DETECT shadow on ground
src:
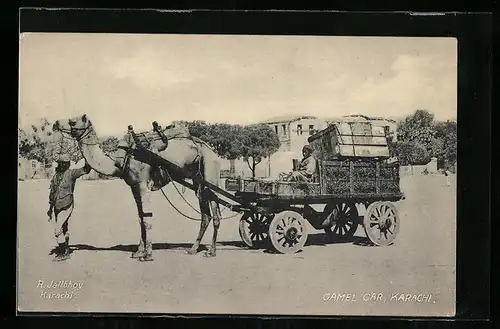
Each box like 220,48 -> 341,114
305,233 -> 376,247
50,233 -> 377,255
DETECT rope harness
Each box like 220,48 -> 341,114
157,156 -> 240,221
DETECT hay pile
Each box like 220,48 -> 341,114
378,164 -> 400,193
323,160 -> 400,195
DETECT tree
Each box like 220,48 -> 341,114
397,109 -> 436,149
174,121 -> 280,177
240,124 -> 280,178
18,128 -> 32,155
47,131 -> 82,163
173,120 -> 244,160
208,123 -> 245,160
428,136 -> 446,163
433,120 -> 457,169
173,120 -> 212,141
391,141 -> 431,166
19,118 -> 81,165
18,119 -> 54,161
393,110 -> 457,169
100,136 -> 120,154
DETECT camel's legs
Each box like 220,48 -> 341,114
186,189 -> 212,255
139,183 -> 154,261
130,183 -> 154,261
130,185 -> 145,258
204,196 -> 221,258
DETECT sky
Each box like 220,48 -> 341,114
19,33 -> 457,136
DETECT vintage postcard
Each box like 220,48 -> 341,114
17,33 -> 457,316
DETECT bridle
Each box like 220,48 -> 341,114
56,121 -> 99,146
55,120 -> 120,164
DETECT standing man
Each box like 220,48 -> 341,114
288,145 -> 318,182
47,154 -> 91,261
444,168 -> 452,187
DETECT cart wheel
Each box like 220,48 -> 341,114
269,210 -> 308,254
363,201 -> 400,246
323,203 -> 359,241
239,212 -> 272,248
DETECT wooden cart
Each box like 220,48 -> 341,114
225,158 -> 404,254
225,121 -> 404,254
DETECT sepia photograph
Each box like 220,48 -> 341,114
18,33 -> 457,316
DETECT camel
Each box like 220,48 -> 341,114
53,114 -> 223,261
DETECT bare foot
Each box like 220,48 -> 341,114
139,254 -> 154,262
131,250 -> 144,259
185,247 -> 198,255
53,253 -> 71,262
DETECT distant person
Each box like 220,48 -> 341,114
444,169 -> 452,187
288,145 -> 317,182
47,154 -> 91,261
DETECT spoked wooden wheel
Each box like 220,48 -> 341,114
239,212 -> 273,248
323,203 -> 359,241
268,210 -> 308,254
363,201 -> 400,246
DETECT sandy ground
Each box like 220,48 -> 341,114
17,174 -> 456,316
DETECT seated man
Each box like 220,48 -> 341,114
289,145 -> 317,182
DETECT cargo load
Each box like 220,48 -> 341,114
308,122 -> 390,160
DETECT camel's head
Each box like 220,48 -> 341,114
53,114 -> 93,139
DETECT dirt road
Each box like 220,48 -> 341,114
17,175 -> 456,316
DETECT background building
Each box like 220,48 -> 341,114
260,115 -> 329,153
18,157 -> 52,180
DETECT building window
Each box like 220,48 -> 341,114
297,124 -> 303,135
282,124 -> 287,136
309,125 -> 315,135
275,125 -> 278,135
31,160 -> 37,169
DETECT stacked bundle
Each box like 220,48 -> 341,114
378,163 -> 401,193
352,161 -> 377,194
275,182 -> 320,196
323,160 -> 400,195
324,180 -> 351,195
325,165 -> 350,179
324,161 -> 351,194
379,165 -> 395,178
242,180 -> 275,194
